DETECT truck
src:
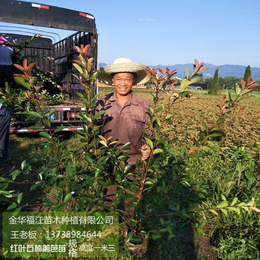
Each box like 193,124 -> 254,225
0,0 -> 98,133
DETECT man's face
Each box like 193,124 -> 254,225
112,72 -> 134,98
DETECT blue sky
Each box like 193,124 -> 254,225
1,0 -> 260,67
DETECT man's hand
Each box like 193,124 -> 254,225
141,144 -> 151,160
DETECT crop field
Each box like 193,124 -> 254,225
2,87 -> 259,259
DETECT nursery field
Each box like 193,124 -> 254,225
1,88 -> 260,259
99,87 -> 260,149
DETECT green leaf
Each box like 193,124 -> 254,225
54,126 -> 65,133
216,201 -> 228,208
245,200 -> 254,206
152,116 -> 161,126
155,106 -> 163,113
245,171 -> 255,181
10,169 -> 21,181
57,237 -> 68,245
221,194 -> 226,201
124,164 -> 132,174
100,140 -> 108,147
82,178 -> 94,187
125,231 -> 133,243
91,71 -> 98,84
65,165 -> 74,178
81,114 -> 92,123
161,128 -> 175,132
125,248 -> 131,258
39,132 -> 51,140
82,71 -> 89,80
7,202 -> 17,210
220,208 -> 228,216
53,204 -> 64,213
73,63 -> 83,74
122,142 -> 131,150
17,192 -> 23,204
19,252 -> 36,258
179,91 -> 190,97
228,207 -> 240,215
156,137 -> 170,144
169,204 -> 176,211
202,122 -> 209,132
14,77 -> 31,90
209,209 -> 218,216
145,181 -> 154,185
47,108 -> 57,117
0,176 -> 9,182
30,183 -> 40,191
64,193 -> 72,203
208,133 -> 223,138
230,197 -> 238,206
144,138 -> 154,149
235,83 -> 241,96
180,79 -> 189,92
185,67 -> 189,78
199,146 -> 211,152
152,234 -> 162,240
241,89 -> 252,96
188,78 -> 200,85
97,180 -> 107,187
28,111 -> 43,119
153,148 -> 164,155
165,114 -> 173,120
13,206 -> 22,216
0,191 -> 13,198
21,160 -> 27,171
76,93 -> 88,104
242,206 -> 249,212
94,110 -> 106,119
216,118 -> 225,126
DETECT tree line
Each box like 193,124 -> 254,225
208,65 -> 260,94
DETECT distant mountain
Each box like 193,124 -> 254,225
99,63 -> 260,80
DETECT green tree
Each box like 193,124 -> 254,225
243,65 -> 251,83
208,68 -> 219,95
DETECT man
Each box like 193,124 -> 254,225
0,103 -> 11,171
0,36 -> 12,171
96,57 -> 151,166
0,36 -> 13,88
95,57 -> 151,209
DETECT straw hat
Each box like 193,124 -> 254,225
0,36 -> 11,45
97,57 -> 151,85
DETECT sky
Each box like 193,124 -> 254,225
1,0 -> 260,67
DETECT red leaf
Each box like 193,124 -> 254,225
166,68 -> 177,76
217,91 -> 222,98
240,79 -> 246,89
159,68 -> 165,75
194,59 -> 208,71
248,84 -> 260,89
23,59 -> 28,70
147,66 -> 158,75
13,63 -> 25,72
74,46 -> 81,53
239,107 -> 245,113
